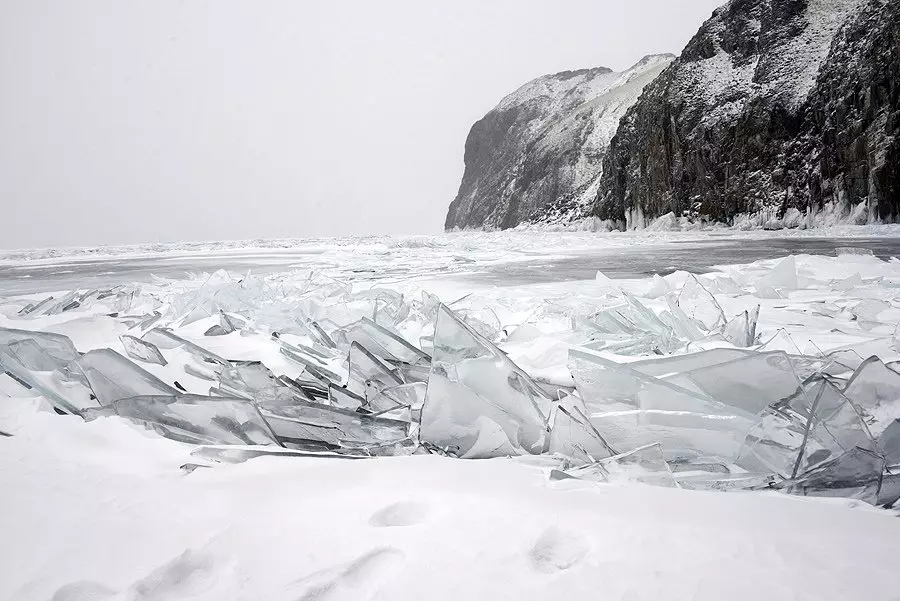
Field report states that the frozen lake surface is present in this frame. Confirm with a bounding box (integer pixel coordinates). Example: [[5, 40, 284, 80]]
[[2, 234, 900, 295], [4, 229, 900, 601]]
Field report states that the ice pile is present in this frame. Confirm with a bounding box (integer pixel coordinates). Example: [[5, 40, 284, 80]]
[[1, 256, 899, 507]]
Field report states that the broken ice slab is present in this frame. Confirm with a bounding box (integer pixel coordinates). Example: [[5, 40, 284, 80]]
[[419, 304, 552, 458], [217, 361, 305, 406], [628, 348, 754, 378], [345, 341, 404, 400], [191, 445, 363, 465], [0, 327, 80, 365], [568, 348, 758, 461], [722, 306, 759, 348], [119, 335, 167, 366], [842, 356, 900, 464], [74, 349, 178, 406], [130, 311, 163, 332], [259, 400, 409, 451], [665, 351, 809, 416], [548, 404, 615, 465], [675, 274, 726, 332], [756, 255, 798, 291], [142, 328, 229, 366], [88, 394, 282, 446], [364, 382, 426, 419], [558, 443, 678, 488], [0, 344, 96, 415], [621, 293, 674, 337], [342, 317, 430, 365], [280, 347, 343, 384], [736, 376, 876, 479], [777, 446, 885, 505], [851, 298, 892, 324], [878, 471, 900, 508], [674, 472, 776, 492], [659, 302, 705, 342], [328, 384, 366, 410]]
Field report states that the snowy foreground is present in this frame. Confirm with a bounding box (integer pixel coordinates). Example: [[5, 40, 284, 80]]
[[3, 232, 900, 600]]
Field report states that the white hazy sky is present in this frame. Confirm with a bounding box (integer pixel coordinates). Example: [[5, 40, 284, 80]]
[[0, 0, 722, 249]]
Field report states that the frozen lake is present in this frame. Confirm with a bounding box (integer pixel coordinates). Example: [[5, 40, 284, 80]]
[[1, 235, 900, 295]]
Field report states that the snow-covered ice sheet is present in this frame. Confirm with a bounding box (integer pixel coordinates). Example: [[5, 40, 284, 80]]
[[2, 406, 900, 601], [4, 231, 900, 600]]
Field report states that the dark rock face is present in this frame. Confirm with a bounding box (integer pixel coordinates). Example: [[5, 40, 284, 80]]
[[445, 56, 674, 230], [596, 0, 899, 226]]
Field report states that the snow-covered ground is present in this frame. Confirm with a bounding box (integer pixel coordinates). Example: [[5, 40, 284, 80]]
[[3, 229, 900, 601]]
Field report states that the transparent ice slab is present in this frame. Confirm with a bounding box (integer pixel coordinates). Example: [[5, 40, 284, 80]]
[[736, 376, 876, 479], [777, 446, 885, 505], [119, 335, 167, 366], [419, 304, 552, 458], [0, 343, 96, 414], [346, 341, 404, 402], [665, 351, 808, 416], [343, 317, 430, 365], [548, 404, 616, 465], [557, 443, 678, 488], [0, 327, 80, 364], [217, 361, 304, 405], [628, 348, 754, 378], [675, 275, 726, 332], [842, 356, 900, 464], [259, 400, 409, 450], [142, 328, 229, 366], [87, 394, 281, 446], [74, 349, 178, 405], [568, 349, 757, 461]]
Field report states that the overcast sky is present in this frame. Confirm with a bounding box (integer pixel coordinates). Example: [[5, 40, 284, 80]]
[[0, 0, 722, 249]]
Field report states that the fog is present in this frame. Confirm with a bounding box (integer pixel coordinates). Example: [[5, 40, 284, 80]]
[[0, 0, 722, 248]]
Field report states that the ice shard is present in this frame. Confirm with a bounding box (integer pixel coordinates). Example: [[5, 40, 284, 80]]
[[675, 274, 726, 332], [89, 394, 281, 446], [328, 384, 366, 410], [0, 342, 95, 414], [142, 328, 229, 366], [548, 404, 616, 465], [736, 376, 876, 479], [757, 255, 798, 290], [568, 349, 755, 461], [259, 400, 410, 451], [0, 327, 79, 364], [74, 349, 178, 405], [119, 335, 167, 366], [419, 304, 552, 458], [842, 356, 900, 464], [217, 361, 303, 405], [778, 446, 885, 505], [666, 351, 807, 416], [343, 317, 430, 365], [722, 309, 757, 348], [628, 348, 754, 378], [558, 443, 678, 488], [346, 341, 404, 401]]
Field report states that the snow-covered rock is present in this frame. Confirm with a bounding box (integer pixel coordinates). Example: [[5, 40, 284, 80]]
[[444, 55, 674, 230]]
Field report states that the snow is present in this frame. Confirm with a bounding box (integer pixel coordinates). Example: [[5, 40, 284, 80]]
[[3, 400, 900, 601], [4, 230, 900, 600]]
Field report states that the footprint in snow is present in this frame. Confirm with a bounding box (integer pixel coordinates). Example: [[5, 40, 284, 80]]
[[50, 581, 116, 601], [288, 547, 405, 601], [49, 548, 239, 601], [530, 526, 589, 573], [368, 500, 433, 527]]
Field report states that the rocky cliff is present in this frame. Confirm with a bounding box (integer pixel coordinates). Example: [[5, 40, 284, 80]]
[[445, 55, 674, 230], [595, 0, 900, 226]]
